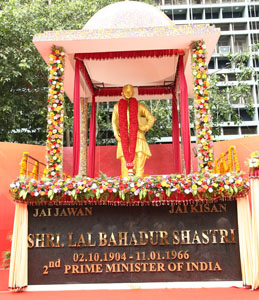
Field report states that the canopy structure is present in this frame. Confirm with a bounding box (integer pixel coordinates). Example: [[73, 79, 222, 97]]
[[33, 1, 220, 103], [32, 1, 220, 178]]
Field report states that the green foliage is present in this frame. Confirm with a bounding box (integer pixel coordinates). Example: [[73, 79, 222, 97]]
[[208, 52, 256, 136], [0, 0, 119, 144]]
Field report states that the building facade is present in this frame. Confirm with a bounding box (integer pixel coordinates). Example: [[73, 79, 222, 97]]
[[157, 0, 259, 141]]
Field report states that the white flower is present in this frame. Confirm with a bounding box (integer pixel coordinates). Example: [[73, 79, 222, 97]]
[[134, 190, 139, 196], [113, 188, 117, 193], [130, 183, 135, 188], [224, 185, 229, 190], [184, 189, 190, 194], [208, 188, 213, 193], [10, 183, 16, 188], [91, 183, 97, 189]]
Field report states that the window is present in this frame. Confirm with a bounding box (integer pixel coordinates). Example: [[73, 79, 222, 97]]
[[215, 23, 229, 31], [227, 73, 236, 81], [223, 127, 239, 135], [233, 23, 247, 30], [205, 7, 220, 20], [163, 9, 173, 19], [240, 109, 253, 121], [241, 126, 257, 135], [208, 59, 215, 69], [173, 9, 187, 20], [248, 5, 259, 18], [233, 35, 248, 52], [218, 58, 230, 69], [222, 7, 244, 18]]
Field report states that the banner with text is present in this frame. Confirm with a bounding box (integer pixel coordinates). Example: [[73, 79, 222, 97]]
[[28, 201, 241, 284]]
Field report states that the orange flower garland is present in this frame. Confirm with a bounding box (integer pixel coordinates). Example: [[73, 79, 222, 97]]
[[228, 146, 240, 172], [46, 46, 65, 179], [191, 40, 214, 173]]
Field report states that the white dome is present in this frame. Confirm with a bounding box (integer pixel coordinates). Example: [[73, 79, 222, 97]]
[[83, 1, 173, 30]]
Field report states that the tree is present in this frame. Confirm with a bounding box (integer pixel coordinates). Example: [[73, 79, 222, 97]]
[[0, 0, 119, 144], [208, 50, 258, 137]]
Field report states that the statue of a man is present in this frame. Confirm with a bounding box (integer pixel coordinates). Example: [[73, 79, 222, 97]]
[[112, 84, 155, 177]]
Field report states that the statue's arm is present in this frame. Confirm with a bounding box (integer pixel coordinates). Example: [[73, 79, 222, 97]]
[[139, 103, 156, 132], [112, 104, 121, 142]]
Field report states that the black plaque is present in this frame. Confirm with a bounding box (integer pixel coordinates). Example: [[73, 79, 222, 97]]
[[28, 201, 241, 285]]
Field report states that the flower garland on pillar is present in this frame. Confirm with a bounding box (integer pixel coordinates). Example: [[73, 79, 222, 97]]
[[191, 40, 214, 173], [118, 98, 138, 170], [46, 46, 65, 179]]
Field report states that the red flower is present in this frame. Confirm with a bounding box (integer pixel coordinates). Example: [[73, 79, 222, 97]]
[[148, 190, 153, 195], [118, 98, 138, 166], [156, 183, 162, 188]]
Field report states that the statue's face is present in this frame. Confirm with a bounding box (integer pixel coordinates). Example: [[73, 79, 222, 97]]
[[122, 84, 134, 99]]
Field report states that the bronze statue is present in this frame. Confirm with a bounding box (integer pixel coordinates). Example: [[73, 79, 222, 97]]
[[112, 84, 155, 177]]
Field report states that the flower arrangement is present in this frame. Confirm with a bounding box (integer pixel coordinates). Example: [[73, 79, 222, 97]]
[[46, 46, 65, 179], [191, 40, 214, 173], [10, 172, 249, 206], [247, 151, 259, 178]]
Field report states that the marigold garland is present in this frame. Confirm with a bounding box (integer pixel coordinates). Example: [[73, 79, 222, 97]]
[[191, 40, 214, 173], [10, 172, 249, 205], [46, 46, 65, 179], [228, 146, 240, 172]]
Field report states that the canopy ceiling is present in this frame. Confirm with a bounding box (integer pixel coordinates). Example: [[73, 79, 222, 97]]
[[33, 1, 220, 102]]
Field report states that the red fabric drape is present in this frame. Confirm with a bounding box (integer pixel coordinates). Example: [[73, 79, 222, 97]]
[[75, 49, 184, 61], [77, 59, 95, 95], [138, 86, 172, 95], [73, 59, 80, 176], [172, 90, 182, 173], [88, 95, 96, 178], [178, 56, 191, 174], [94, 88, 122, 97]]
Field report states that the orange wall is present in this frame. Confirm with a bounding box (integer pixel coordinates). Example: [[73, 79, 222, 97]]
[[1, 137, 258, 257], [0, 142, 46, 254], [214, 136, 259, 177]]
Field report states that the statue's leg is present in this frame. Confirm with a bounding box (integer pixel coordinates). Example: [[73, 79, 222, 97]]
[[135, 152, 146, 177], [120, 157, 128, 178]]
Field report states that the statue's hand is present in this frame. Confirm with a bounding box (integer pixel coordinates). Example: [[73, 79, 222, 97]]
[[115, 133, 121, 142], [139, 125, 148, 132]]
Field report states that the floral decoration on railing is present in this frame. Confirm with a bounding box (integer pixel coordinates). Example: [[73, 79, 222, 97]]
[[10, 172, 249, 206], [248, 151, 259, 178], [191, 40, 214, 173], [214, 145, 240, 174], [46, 46, 65, 179]]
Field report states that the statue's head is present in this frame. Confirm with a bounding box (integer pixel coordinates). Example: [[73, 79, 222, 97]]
[[122, 84, 134, 100]]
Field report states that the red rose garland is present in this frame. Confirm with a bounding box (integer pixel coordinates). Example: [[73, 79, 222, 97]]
[[118, 98, 138, 169]]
